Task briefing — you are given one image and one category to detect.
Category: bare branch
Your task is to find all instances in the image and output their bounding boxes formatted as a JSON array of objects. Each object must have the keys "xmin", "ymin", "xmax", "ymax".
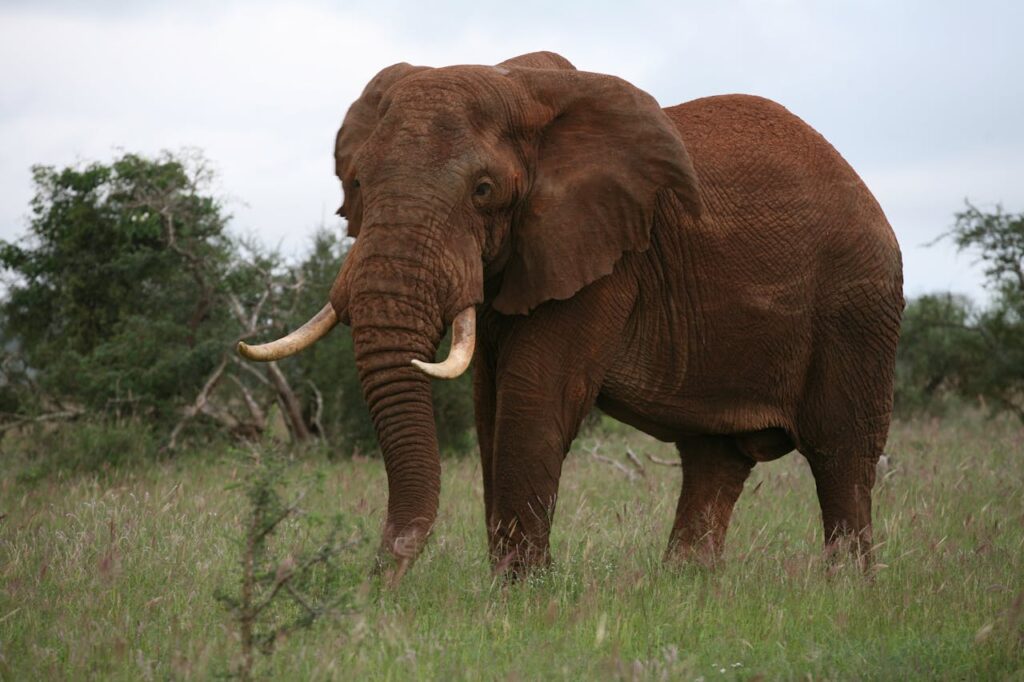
[
  {"xmin": 587, "ymin": 448, "xmax": 640, "ymax": 482},
  {"xmin": 252, "ymin": 542, "xmax": 337, "ymax": 617},
  {"xmin": 645, "ymin": 452, "xmax": 682, "ymax": 467},
  {"xmin": 266, "ymin": 363, "xmax": 311, "ymax": 443},
  {"xmin": 167, "ymin": 356, "xmax": 229, "ymax": 451},
  {"xmin": 0, "ymin": 409, "xmax": 85, "ymax": 434},
  {"xmin": 284, "ymin": 582, "xmax": 318, "ymax": 617},
  {"xmin": 228, "ymin": 374, "xmax": 268, "ymax": 429},
  {"xmin": 307, "ymin": 380, "xmax": 325, "ymax": 439},
  {"xmin": 199, "ymin": 398, "xmax": 241, "ymax": 430},
  {"xmin": 231, "ymin": 357, "xmax": 274, "ymax": 388},
  {"xmin": 625, "ymin": 448, "xmax": 646, "ymax": 477}
]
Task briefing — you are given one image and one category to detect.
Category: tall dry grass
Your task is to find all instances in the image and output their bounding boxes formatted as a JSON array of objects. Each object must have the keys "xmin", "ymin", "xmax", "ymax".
[{"xmin": 1, "ymin": 414, "xmax": 1022, "ymax": 679}]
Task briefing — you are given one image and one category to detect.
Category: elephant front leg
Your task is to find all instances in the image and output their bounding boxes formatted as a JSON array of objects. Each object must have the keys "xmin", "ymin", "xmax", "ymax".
[
  {"xmin": 488, "ymin": 428, "xmax": 566, "ymax": 574},
  {"xmin": 486, "ymin": 272, "xmax": 635, "ymax": 577},
  {"xmin": 473, "ymin": 339, "xmax": 498, "ymax": 539},
  {"xmin": 488, "ymin": 372, "xmax": 601, "ymax": 576}
]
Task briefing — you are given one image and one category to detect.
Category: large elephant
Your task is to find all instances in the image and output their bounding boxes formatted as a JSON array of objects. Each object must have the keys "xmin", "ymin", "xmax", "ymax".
[{"xmin": 240, "ymin": 51, "xmax": 904, "ymax": 578}]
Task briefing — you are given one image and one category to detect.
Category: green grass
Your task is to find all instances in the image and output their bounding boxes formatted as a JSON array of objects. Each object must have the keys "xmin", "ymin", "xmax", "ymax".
[{"xmin": 2, "ymin": 416, "xmax": 1023, "ymax": 680}]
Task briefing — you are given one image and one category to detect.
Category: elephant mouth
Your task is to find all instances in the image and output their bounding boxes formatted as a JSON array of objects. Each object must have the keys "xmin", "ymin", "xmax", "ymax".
[{"xmin": 237, "ymin": 301, "xmax": 476, "ymax": 380}]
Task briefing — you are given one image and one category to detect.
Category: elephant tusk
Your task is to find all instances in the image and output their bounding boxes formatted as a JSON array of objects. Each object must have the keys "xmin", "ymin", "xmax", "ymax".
[
  {"xmin": 237, "ymin": 303, "xmax": 339, "ymax": 362},
  {"xmin": 411, "ymin": 306, "xmax": 476, "ymax": 379}
]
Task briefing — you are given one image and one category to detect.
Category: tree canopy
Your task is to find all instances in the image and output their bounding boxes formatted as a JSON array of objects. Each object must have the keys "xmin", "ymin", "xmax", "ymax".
[
  {"xmin": 895, "ymin": 203, "xmax": 1024, "ymax": 420},
  {"xmin": 0, "ymin": 150, "xmax": 474, "ymax": 456}
]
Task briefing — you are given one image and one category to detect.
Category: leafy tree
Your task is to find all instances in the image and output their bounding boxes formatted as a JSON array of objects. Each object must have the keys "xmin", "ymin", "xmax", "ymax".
[
  {"xmin": 0, "ymin": 151, "xmax": 311, "ymax": 448},
  {"xmin": 946, "ymin": 203, "xmax": 1024, "ymax": 419},
  {"xmin": 896, "ymin": 203, "xmax": 1024, "ymax": 420},
  {"xmin": 0, "ymin": 150, "xmax": 477, "ymax": 457},
  {"xmin": 948, "ymin": 203, "xmax": 1024, "ymax": 301},
  {"xmin": 894, "ymin": 294, "xmax": 984, "ymax": 416},
  {"xmin": 0, "ymin": 151, "xmax": 236, "ymax": 422}
]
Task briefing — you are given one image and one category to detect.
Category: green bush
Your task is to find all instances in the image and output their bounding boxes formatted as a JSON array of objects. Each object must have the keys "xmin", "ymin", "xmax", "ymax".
[
  {"xmin": 894, "ymin": 293, "xmax": 984, "ymax": 418},
  {"xmin": 894, "ymin": 203, "xmax": 1024, "ymax": 421},
  {"xmin": 0, "ymin": 152, "xmax": 477, "ymax": 459},
  {"xmin": 12, "ymin": 419, "xmax": 163, "ymax": 483},
  {"xmin": 0, "ymin": 152, "xmax": 237, "ymax": 425}
]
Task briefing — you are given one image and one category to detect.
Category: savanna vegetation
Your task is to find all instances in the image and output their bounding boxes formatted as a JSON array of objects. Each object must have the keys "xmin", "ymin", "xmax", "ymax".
[
  {"xmin": 1, "ymin": 151, "xmax": 1022, "ymax": 678},
  {"xmin": 1, "ymin": 416, "xmax": 1022, "ymax": 679}
]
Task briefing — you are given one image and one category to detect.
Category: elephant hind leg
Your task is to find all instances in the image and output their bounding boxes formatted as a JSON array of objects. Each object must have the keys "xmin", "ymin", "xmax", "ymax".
[
  {"xmin": 797, "ymin": 307, "xmax": 897, "ymax": 569},
  {"xmin": 666, "ymin": 436, "xmax": 754, "ymax": 565},
  {"xmin": 805, "ymin": 452, "xmax": 878, "ymax": 568}
]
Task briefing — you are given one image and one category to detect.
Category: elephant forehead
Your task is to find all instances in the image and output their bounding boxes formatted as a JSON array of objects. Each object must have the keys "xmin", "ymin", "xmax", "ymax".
[
  {"xmin": 360, "ymin": 114, "xmax": 477, "ymax": 177},
  {"xmin": 363, "ymin": 114, "xmax": 505, "ymax": 178}
]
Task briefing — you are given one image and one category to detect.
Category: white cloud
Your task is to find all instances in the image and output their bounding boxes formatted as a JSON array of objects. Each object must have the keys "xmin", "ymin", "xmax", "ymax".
[
  {"xmin": 1, "ymin": 0, "xmax": 1021, "ymax": 298},
  {"xmin": 863, "ymin": 145, "xmax": 1024, "ymax": 300}
]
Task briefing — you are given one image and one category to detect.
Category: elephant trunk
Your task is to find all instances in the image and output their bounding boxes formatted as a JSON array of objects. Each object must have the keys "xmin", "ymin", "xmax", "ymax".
[{"xmin": 347, "ymin": 270, "xmax": 449, "ymax": 576}]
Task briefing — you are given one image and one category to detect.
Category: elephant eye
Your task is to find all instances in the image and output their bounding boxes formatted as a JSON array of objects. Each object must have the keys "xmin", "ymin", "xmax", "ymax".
[
  {"xmin": 351, "ymin": 179, "xmax": 360, "ymax": 189},
  {"xmin": 474, "ymin": 181, "xmax": 492, "ymax": 198}
]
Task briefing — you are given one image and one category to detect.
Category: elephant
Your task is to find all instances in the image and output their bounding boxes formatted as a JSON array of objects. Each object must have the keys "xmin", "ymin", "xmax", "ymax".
[{"xmin": 239, "ymin": 51, "xmax": 904, "ymax": 579}]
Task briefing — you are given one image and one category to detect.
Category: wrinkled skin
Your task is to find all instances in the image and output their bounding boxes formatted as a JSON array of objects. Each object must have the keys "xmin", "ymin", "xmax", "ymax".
[{"xmin": 327, "ymin": 51, "xmax": 903, "ymax": 577}]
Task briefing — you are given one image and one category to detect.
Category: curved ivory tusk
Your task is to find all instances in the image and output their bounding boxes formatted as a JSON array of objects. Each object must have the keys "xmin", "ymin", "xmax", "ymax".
[
  {"xmin": 237, "ymin": 303, "xmax": 339, "ymax": 362},
  {"xmin": 411, "ymin": 306, "xmax": 475, "ymax": 379}
]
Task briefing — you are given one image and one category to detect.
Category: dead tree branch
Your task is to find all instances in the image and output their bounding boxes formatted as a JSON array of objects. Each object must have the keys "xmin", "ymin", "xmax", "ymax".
[
  {"xmin": 266, "ymin": 362, "xmax": 311, "ymax": 443},
  {"xmin": 0, "ymin": 409, "xmax": 85, "ymax": 434},
  {"xmin": 583, "ymin": 443, "xmax": 640, "ymax": 482},
  {"xmin": 307, "ymin": 380, "xmax": 325, "ymax": 439},
  {"xmin": 645, "ymin": 452, "xmax": 682, "ymax": 467},
  {"xmin": 167, "ymin": 356, "xmax": 229, "ymax": 451},
  {"xmin": 625, "ymin": 448, "xmax": 647, "ymax": 477},
  {"xmin": 228, "ymin": 374, "xmax": 268, "ymax": 430}
]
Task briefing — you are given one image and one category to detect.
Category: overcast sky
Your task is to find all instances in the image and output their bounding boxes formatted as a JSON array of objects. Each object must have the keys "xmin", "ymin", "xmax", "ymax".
[{"xmin": 1, "ymin": 0, "xmax": 1021, "ymax": 301}]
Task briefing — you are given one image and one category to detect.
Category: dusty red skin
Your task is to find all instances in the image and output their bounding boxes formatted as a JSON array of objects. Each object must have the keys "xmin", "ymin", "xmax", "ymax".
[{"xmin": 324, "ymin": 51, "xmax": 903, "ymax": 578}]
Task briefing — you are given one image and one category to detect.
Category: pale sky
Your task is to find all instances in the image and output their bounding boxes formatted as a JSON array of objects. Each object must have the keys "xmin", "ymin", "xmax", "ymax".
[{"xmin": 1, "ymin": 0, "xmax": 1021, "ymax": 302}]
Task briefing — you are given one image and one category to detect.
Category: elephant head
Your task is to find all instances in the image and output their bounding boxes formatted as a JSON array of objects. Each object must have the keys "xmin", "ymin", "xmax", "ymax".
[{"xmin": 238, "ymin": 51, "xmax": 701, "ymax": 576}]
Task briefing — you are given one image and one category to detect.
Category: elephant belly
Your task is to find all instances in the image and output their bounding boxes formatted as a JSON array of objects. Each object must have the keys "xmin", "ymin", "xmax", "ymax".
[
  {"xmin": 595, "ymin": 393, "xmax": 795, "ymax": 460},
  {"xmin": 734, "ymin": 428, "xmax": 794, "ymax": 461},
  {"xmin": 593, "ymin": 387, "xmax": 798, "ymax": 450},
  {"xmin": 594, "ymin": 394, "xmax": 685, "ymax": 442}
]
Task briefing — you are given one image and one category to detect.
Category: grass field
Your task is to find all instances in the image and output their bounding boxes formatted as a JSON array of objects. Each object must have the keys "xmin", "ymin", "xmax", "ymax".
[{"xmin": 2, "ymin": 415, "xmax": 1023, "ymax": 680}]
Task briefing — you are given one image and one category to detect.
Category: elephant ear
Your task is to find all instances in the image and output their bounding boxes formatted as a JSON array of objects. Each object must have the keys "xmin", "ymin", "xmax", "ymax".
[
  {"xmin": 493, "ymin": 69, "xmax": 701, "ymax": 316},
  {"xmin": 334, "ymin": 62, "xmax": 429, "ymax": 237}
]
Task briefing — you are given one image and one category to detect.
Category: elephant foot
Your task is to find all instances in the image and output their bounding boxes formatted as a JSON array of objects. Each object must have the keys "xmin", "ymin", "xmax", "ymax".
[
  {"xmin": 488, "ymin": 524, "xmax": 552, "ymax": 581},
  {"xmin": 663, "ymin": 533, "xmax": 725, "ymax": 569},
  {"xmin": 822, "ymin": 525, "xmax": 876, "ymax": 576},
  {"xmin": 491, "ymin": 546, "xmax": 552, "ymax": 581}
]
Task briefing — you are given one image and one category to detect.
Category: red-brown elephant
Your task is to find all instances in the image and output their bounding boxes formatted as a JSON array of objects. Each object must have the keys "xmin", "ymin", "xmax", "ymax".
[{"xmin": 240, "ymin": 51, "xmax": 904, "ymax": 580}]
